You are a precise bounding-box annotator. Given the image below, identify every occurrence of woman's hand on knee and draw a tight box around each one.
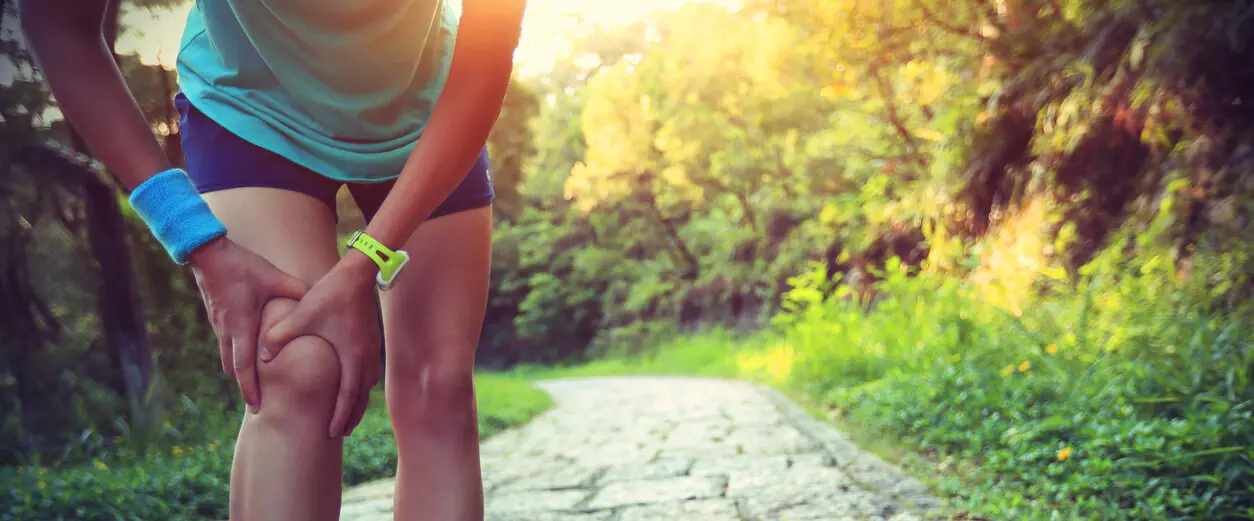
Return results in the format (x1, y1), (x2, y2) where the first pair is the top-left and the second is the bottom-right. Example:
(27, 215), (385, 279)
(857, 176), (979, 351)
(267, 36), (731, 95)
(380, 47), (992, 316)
(261, 254), (382, 438)
(190, 237), (310, 413)
(255, 298), (343, 428)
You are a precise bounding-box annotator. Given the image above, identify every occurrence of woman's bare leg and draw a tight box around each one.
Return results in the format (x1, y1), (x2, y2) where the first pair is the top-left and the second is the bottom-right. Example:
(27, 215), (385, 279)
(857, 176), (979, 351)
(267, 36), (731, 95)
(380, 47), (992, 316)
(381, 206), (493, 521)
(203, 188), (346, 521)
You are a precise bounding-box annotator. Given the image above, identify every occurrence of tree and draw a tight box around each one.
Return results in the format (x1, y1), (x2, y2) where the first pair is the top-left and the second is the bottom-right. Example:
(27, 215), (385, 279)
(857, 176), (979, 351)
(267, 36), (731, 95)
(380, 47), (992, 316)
(1, 0), (196, 461)
(487, 81), (540, 219)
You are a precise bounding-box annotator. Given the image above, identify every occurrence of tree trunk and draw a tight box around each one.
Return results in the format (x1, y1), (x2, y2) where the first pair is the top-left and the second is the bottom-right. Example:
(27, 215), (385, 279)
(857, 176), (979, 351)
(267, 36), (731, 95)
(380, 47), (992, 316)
(644, 198), (700, 279)
(67, 0), (155, 430)
(80, 167), (154, 423)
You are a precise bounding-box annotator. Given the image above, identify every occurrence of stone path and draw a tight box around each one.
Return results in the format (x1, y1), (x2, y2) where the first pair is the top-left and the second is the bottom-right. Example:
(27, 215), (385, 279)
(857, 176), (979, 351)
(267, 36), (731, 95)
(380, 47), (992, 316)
(341, 377), (940, 521)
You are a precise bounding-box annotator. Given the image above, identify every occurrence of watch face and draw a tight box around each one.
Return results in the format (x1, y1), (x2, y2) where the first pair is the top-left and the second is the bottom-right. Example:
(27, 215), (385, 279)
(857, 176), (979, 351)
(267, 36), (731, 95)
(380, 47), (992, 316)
(376, 250), (410, 291)
(377, 271), (399, 290)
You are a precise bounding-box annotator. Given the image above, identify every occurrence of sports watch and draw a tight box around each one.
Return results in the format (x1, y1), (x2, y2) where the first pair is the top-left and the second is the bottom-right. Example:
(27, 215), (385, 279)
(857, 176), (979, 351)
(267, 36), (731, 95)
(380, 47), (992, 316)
(346, 230), (410, 290)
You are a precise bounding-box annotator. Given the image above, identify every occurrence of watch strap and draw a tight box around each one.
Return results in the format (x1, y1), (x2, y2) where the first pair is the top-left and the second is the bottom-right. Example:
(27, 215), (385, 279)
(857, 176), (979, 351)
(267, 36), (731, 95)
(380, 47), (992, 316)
(347, 231), (409, 289)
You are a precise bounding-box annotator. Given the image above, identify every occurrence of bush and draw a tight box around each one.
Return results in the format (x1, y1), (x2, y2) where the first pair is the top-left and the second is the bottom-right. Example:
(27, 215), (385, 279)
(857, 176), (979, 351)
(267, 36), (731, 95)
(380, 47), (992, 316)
(2, 374), (552, 521)
(2, 441), (233, 521)
(763, 251), (1254, 520)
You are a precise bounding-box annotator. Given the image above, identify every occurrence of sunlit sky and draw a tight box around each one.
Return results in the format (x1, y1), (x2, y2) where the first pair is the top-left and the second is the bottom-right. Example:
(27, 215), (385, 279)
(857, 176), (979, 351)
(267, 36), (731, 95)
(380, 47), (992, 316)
(116, 0), (738, 79)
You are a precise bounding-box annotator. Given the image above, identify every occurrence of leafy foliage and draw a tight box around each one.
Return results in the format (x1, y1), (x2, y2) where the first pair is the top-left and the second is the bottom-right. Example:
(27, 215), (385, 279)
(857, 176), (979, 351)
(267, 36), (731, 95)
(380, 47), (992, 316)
(813, 251), (1253, 520)
(1, 3), (208, 464)
(481, 0), (1254, 364)
(1, 376), (550, 521)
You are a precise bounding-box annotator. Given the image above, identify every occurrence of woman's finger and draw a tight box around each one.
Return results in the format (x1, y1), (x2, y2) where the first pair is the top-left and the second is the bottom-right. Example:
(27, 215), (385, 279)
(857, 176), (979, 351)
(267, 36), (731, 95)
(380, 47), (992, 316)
(259, 304), (313, 363)
(230, 315), (263, 413)
(349, 345), (382, 436)
(217, 328), (234, 378)
(328, 355), (361, 438)
(264, 269), (310, 301)
(346, 391), (370, 437)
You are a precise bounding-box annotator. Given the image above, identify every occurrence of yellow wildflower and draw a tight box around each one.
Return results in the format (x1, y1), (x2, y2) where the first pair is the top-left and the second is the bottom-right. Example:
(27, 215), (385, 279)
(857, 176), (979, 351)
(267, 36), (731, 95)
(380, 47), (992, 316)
(1045, 344), (1058, 355)
(208, 440), (221, 452)
(1000, 365), (1015, 377)
(1057, 446), (1072, 461)
(1018, 361), (1031, 372)
(94, 460), (107, 471)
(38, 480), (47, 490)
(950, 354), (961, 363)
(172, 446), (185, 457)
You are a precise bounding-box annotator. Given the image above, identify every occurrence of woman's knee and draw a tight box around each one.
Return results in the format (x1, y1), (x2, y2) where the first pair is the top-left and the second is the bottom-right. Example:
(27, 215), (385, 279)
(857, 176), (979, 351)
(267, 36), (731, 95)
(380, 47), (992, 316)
(386, 349), (476, 438)
(254, 299), (340, 430)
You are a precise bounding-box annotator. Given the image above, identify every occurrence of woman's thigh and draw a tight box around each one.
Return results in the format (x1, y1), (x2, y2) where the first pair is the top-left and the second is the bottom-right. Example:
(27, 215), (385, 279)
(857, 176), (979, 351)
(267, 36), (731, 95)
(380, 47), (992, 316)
(379, 205), (493, 386)
(201, 187), (341, 283)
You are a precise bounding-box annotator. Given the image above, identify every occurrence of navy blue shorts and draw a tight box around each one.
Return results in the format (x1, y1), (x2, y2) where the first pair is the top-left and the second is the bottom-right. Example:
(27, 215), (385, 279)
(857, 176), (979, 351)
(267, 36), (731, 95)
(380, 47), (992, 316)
(175, 93), (494, 223)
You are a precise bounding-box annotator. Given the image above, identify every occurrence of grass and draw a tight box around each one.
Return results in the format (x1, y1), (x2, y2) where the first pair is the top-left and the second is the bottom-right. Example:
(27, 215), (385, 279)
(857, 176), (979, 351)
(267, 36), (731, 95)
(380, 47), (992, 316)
(509, 329), (741, 380)
(474, 372), (554, 439)
(2, 372), (552, 521)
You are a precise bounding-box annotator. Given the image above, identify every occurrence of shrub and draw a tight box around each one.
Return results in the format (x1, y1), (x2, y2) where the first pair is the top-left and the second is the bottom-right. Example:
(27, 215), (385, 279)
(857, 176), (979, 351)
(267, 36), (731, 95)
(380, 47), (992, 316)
(764, 248), (1254, 520)
(2, 375), (552, 521)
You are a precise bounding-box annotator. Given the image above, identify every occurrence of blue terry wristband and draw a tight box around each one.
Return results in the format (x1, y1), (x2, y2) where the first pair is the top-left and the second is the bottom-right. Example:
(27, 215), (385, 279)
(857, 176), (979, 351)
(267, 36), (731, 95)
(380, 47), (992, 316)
(128, 169), (228, 264)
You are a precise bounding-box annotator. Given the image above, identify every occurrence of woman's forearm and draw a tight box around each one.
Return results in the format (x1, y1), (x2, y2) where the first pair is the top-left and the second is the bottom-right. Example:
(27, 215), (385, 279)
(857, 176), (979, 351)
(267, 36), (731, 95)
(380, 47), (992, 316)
(20, 0), (173, 189)
(362, 0), (526, 250)
(362, 67), (512, 248)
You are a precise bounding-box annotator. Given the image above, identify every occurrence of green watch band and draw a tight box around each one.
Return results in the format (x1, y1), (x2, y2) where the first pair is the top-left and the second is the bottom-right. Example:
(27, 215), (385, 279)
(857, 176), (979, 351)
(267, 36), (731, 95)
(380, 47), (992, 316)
(346, 231), (410, 290)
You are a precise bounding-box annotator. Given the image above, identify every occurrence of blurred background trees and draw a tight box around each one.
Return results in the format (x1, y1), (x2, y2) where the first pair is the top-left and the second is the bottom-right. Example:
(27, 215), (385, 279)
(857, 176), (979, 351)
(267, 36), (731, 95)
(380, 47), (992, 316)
(482, 0), (1254, 366)
(1, 0), (203, 463)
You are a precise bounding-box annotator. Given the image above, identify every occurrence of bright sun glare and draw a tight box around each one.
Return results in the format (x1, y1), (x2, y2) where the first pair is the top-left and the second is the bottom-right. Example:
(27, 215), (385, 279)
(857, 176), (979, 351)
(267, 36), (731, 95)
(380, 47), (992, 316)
(117, 0), (738, 78)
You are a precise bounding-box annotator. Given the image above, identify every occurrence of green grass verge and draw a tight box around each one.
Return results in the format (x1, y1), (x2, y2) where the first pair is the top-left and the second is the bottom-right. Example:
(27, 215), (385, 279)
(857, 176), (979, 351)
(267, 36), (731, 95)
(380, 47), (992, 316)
(474, 372), (554, 439)
(2, 373), (551, 521)
(509, 329), (741, 380)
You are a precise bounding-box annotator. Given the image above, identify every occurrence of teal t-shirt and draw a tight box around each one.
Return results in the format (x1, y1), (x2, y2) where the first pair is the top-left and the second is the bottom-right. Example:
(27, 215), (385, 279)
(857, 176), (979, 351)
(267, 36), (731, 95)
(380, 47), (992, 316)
(176, 0), (460, 182)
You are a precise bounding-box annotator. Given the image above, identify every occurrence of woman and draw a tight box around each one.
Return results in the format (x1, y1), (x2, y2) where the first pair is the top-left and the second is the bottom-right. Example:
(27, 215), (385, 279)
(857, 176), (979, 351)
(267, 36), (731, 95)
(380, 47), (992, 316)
(21, 0), (526, 519)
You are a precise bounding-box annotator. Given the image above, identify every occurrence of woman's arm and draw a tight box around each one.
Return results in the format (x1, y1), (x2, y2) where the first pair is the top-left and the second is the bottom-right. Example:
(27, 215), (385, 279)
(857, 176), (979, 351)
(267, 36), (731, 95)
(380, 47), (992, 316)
(20, 0), (310, 413)
(260, 0), (528, 438)
(357, 0), (528, 255)
(19, 0), (173, 186)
